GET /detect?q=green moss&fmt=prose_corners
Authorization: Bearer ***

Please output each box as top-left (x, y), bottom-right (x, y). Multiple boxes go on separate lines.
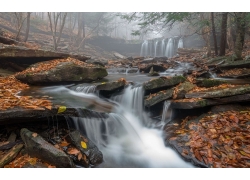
top-left (198, 79), bottom-right (227, 88)
top-left (197, 99), bottom-right (207, 107)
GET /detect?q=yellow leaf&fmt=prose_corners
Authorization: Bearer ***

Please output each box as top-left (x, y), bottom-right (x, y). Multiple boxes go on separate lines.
top-left (57, 106), bottom-right (66, 113)
top-left (101, 82), bottom-right (106, 84)
top-left (81, 141), bottom-right (87, 149)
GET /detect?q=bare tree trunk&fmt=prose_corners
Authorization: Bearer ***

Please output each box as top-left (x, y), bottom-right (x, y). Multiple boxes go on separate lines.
top-left (234, 12), bottom-right (246, 60)
top-left (77, 12), bottom-right (83, 46)
top-left (210, 12), bottom-right (218, 55)
top-left (48, 12), bottom-right (57, 50)
top-left (56, 12), bottom-right (67, 46)
top-left (24, 12), bottom-right (31, 42)
top-left (227, 16), bottom-right (235, 51)
top-left (219, 12), bottom-right (228, 56)
top-left (201, 13), bottom-right (211, 57)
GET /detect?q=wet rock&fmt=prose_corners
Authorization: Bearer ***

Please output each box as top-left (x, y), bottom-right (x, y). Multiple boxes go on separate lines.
top-left (140, 64), bottom-right (167, 73)
top-left (196, 79), bottom-right (228, 88)
top-left (96, 79), bottom-right (126, 91)
top-left (143, 76), bottom-right (186, 90)
top-left (67, 130), bottom-right (103, 166)
top-left (15, 60), bottom-right (108, 85)
top-left (186, 84), bottom-right (250, 99)
top-left (148, 67), bottom-right (160, 76)
top-left (20, 128), bottom-right (75, 168)
top-left (175, 81), bottom-right (195, 99)
top-left (113, 52), bottom-right (127, 59)
top-left (144, 89), bottom-right (173, 107)
top-left (22, 162), bottom-right (48, 168)
top-left (217, 59), bottom-right (250, 69)
top-left (171, 93), bottom-right (250, 109)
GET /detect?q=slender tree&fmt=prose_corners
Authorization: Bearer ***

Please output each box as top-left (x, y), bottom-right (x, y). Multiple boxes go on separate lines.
top-left (24, 12), bottom-right (31, 42)
top-left (234, 12), bottom-right (246, 59)
top-left (219, 12), bottom-right (228, 56)
top-left (210, 12), bottom-right (218, 55)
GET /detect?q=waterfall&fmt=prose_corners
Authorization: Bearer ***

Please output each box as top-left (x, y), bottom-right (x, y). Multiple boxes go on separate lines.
top-left (165, 38), bottom-right (174, 58)
top-left (65, 85), bottom-right (193, 168)
top-left (140, 40), bottom-right (148, 57)
top-left (177, 38), bottom-right (183, 48)
top-left (154, 40), bottom-right (158, 57)
top-left (161, 39), bottom-right (165, 57)
top-left (161, 100), bottom-right (172, 124)
top-left (149, 41), bottom-right (153, 57)
top-left (75, 85), bottom-right (96, 94)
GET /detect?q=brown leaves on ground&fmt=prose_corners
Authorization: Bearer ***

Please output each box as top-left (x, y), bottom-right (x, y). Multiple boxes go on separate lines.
top-left (189, 84), bottom-right (236, 93)
top-left (171, 110), bottom-right (250, 167)
top-left (0, 76), bottom-right (52, 111)
top-left (219, 68), bottom-right (250, 77)
top-left (15, 57), bottom-right (95, 77)
top-left (4, 153), bottom-right (55, 168)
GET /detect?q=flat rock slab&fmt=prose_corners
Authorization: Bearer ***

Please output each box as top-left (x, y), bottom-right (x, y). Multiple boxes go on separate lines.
top-left (217, 60), bottom-right (250, 69)
top-left (171, 93), bottom-right (250, 109)
top-left (20, 128), bottom-right (75, 168)
top-left (195, 79), bottom-right (228, 88)
top-left (96, 79), bottom-right (126, 91)
top-left (139, 64), bottom-right (167, 73)
top-left (186, 85), bottom-right (250, 99)
top-left (15, 60), bottom-right (108, 85)
top-left (0, 44), bottom-right (90, 61)
top-left (175, 81), bottom-right (195, 99)
top-left (144, 89), bottom-right (173, 107)
top-left (0, 107), bottom-right (109, 124)
top-left (143, 76), bottom-right (186, 90)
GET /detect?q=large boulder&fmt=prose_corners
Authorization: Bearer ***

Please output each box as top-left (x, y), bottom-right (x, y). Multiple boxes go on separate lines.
top-left (20, 128), bottom-right (75, 168)
top-left (143, 76), bottom-right (186, 90)
top-left (15, 58), bottom-right (108, 85)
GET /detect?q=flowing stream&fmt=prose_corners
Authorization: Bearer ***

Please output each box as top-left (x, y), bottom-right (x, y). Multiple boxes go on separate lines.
top-left (40, 83), bottom-right (194, 168)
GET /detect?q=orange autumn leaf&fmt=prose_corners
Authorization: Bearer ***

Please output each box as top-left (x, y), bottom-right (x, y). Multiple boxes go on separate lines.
top-left (67, 148), bottom-right (80, 155)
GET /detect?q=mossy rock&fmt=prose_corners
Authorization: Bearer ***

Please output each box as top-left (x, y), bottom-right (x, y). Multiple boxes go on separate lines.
top-left (196, 79), bottom-right (228, 88)
top-left (143, 76), bottom-right (186, 90)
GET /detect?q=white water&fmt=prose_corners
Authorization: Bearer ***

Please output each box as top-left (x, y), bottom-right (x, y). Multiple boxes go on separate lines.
top-left (66, 85), bottom-right (194, 168)
top-left (140, 40), bottom-right (148, 57)
top-left (165, 38), bottom-right (174, 58)
top-left (161, 39), bottom-right (165, 57)
top-left (161, 100), bottom-right (172, 124)
top-left (154, 40), bottom-right (158, 57)
top-left (75, 85), bottom-right (96, 94)
top-left (178, 38), bottom-right (184, 48)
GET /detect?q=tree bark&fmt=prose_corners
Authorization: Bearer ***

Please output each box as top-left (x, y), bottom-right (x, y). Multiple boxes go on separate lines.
top-left (219, 12), bottom-right (228, 56)
top-left (210, 12), bottom-right (218, 56)
top-left (227, 16), bottom-right (235, 51)
top-left (24, 12), bottom-right (31, 42)
top-left (234, 12), bottom-right (246, 60)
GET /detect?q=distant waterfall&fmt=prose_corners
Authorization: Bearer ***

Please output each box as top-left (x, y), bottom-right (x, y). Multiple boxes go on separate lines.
top-left (140, 40), bottom-right (148, 57)
top-left (165, 38), bottom-right (174, 58)
top-left (149, 41), bottom-right (153, 57)
top-left (177, 38), bottom-right (183, 48)
top-left (161, 39), bottom-right (165, 57)
top-left (154, 40), bottom-right (159, 57)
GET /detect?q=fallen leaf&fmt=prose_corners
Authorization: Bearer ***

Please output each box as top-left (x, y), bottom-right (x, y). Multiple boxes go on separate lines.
top-left (81, 141), bottom-right (87, 149)
top-left (32, 133), bottom-right (38, 138)
top-left (68, 148), bottom-right (80, 155)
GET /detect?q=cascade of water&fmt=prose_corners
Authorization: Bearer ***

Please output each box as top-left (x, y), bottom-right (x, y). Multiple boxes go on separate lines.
top-left (65, 84), bottom-right (193, 167)
top-left (75, 85), bottom-right (96, 94)
top-left (161, 100), bottom-right (172, 124)
top-left (165, 38), bottom-right (174, 58)
top-left (161, 39), bottom-right (165, 56)
top-left (149, 41), bottom-right (153, 57)
top-left (154, 40), bottom-right (159, 57)
top-left (140, 40), bottom-right (148, 57)
top-left (178, 38), bottom-right (184, 48)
